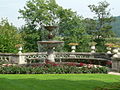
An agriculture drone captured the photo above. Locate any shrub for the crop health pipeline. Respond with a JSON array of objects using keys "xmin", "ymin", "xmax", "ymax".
[{"xmin": 0, "ymin": 63, "xmax": 109, "ymax": 74}]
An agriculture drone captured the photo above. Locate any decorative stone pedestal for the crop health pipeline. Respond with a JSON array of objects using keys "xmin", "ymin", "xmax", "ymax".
[
  {"xmin": 91, "ymin": 45, "xmax": 96, "ymax": 53},
  {"xmin": 68, "ymin": 43, "xmax": 78, "ymax": 58},
  {"xmin": 112, "ymin": 48, "xmax": 119, "ymax": 58},
  {"xmin": 71, "ymin": 45, "xmax": 76, "ymax": 53},
  {"xmin": 47, "ymin": 48, "xmax": 55, "ymax": 62},
  {"xmin": 69, "ymin": 46, "xmax": 76, "ymax": 58},
  {"xmin": 68, "ymin": 43, "xmax": 78, "ymax": 53},
  {"xmin": 106, "ymin": 47, "xmax": 112, "ymax": 54},
  {"xmin": 18, "ymin": 47, "xmax": 22, "ymax": 54}
]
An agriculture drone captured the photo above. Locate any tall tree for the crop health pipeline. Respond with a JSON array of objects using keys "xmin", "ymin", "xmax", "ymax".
[
  {"xmin": 87, "ymin": 1, "xmax": 115, "ymax": 52},
  {"xmin": 19, "ymin": 0, "xmax": 60, "ymax": 28},
  {"xmin": 19, "ymin": 25, "xmax": 40, "ymax": 52},
  {"xmin": 88, "ymin": 1, "xmax": 115, "ymax": 38},
  {"xmin": 19, "ymin": 0, "xmax": 61, "ymax": 52},
  {"xmin": 0, "ymin": 18, "xmax": 24, "ymax": 53},
  {"xmin": 58, "ymin": 9, "xmax": 91, "ymax": 52},
  {"xmin": 19, "ymin": 0, "xmax": 91, "ymax": 52},
  {"xmin": 84, "ymin": 18, "xmax": 97, "ymax": 36}
]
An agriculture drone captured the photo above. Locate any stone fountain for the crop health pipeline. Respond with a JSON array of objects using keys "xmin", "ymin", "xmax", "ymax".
[{"xmin": 37, "ymin": 26, "xmax": 64, "ymax": 62}]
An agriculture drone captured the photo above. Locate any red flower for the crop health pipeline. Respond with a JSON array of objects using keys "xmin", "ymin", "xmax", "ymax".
[
  {"xmin": 66, "ymin": 62, "xmax": 76, "ymax": 66},
  {"xmin": 79, "ymin": 63, "xmax": 85, "ymax": 66},
  {"xmin": 52, "ymin": 63, "xmax": 60, "ymax": 66},
  {"xmin": 106, "ymin": 61, "xmax": 112, "ymax": 65}
]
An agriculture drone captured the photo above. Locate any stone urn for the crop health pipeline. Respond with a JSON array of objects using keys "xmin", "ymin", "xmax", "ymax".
[
  {"xmin": 106, "ymin": 47, "xmax": 112, "ymax": 54},
  {"xmin": 105, "ymin": 43, "xmax": 114, "ymax": 54},
  {"xmin": 68, "ymin": 43, "xmax": 79, "ymax": 52},
  {"xmin": 113, "ymin": 48, "xmax": 119, "ymax": 58},
  {"xmin": 112, "ymin": 44, "xmax": 120, "ymax": 58},
  {"xmin": 15, "ymin": 44, "xmax": 23, "ymax": 54},
  {"xmin": 89, "ymin": 42, "xmax": 97, "ymax": 53},
  {"xmin": 18, "ymin": 47, "xmax": 23, "ymax": 54},
  {"xmin": 91, "ymin": 45, "xmax": 96, "ymax": 53}
]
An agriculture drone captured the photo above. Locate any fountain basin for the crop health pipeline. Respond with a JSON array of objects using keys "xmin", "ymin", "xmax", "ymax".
[
  {"xmin": 37, "ymin": 26, "xmax": 64, "ymax": 62},
  {"xmin": 37, "ymin": 41, "xmax": 64, "ymax": 62},
  {"xmin": 38, "ymin": 41, "xmax": 64, "ymax": 44},
  {"xmin": 38, "ymin": 41, "xmax": 64, "ymax": 49}
]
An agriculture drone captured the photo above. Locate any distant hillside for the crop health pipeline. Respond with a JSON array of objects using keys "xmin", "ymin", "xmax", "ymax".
[{"xmin": 111, "ymin": 16, "xmax": 120, "ymax": 37}]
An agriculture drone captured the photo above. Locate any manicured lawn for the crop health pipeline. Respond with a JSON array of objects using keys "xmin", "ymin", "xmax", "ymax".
[{"xmin": 0, "ymin": 74, "xmax": 120, "ymax": 90}]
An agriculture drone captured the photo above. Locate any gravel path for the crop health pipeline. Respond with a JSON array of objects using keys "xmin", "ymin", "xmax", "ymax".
[{"xmin": 108, "ymin": 72, "xmax": 120, "ymax": 75}]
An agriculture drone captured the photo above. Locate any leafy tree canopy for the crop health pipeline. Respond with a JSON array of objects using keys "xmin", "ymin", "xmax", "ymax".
[
  {"xmin": 19, "ymin": 0, "xmax": 61, "ymax": 28},
  {"xmin": 88, "ymin": 1, "xmax": 115, "ymax": 38},
  {"xmin": 19, "ymin": 0, "xmax": 90, "ymax": 52},
  {"xmin": 0, "ymin": 18, "xmax": 24, "ymax": 53}
]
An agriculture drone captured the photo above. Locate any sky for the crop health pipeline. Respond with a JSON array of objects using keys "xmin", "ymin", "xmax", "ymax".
[{"xmin": 0, "ymin": 0, "xmax": 120, "ymax": 27}]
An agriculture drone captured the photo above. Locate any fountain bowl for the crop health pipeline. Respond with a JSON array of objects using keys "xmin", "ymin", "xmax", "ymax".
[
  {"xmin": 38, "ymin": 41, "xmax": 64, "ymax": 48},
  {"xmin": 38, "ymin": 41, "xmax": 64, "ymax": 44}
]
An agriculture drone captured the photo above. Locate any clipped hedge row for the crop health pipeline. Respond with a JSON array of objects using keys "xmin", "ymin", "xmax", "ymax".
[{"xmin": 0, "ymin": 63, "xmax": 109, "ymax": 74}]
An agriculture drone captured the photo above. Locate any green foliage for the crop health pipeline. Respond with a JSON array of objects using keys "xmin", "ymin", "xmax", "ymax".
[
  {"xmin": 19, "ymin": 0, "xmax": 91, "ymax": 52},
  {"xmin": 20, "ymin": 25, "xmax": 40, "ymax": 52},
  {"xmin": 111, "ymin": 16, "xmax": 120, "ymax": 37},
  {"xmin": 88, "ymin": 1, "xmax": 115, "ymax": 38},
  {"xmin": 105, "ymin": 37, "xmax": 120, "ymax": 44},
  {"xmin": 94, "ymin": 38, "xmax": 106, "ymax": 52},
  {"xmin": 84, "ymin": 18, "xmax": 97, "ymax": 35},
  {"xmin": 86, "ymin": 1, "xmax": 116, "ymax": 52},
  {"xmin": 0, "ymin": 18, "xmax": 24, "ymax": 53},
  {"xmin": 19, "ymin": 0, "xmax": 60, "ymax": 27},
  {"xmin": 0, "ymin": 64, "xmax": 108, "ymax": 74},
  {"xmin": 19, "ymin": 0, "xmax": 62, "ymax": 52},
  {"xmin": 58, "ymin": 10, "xmax": 90, "ymax": 52}
]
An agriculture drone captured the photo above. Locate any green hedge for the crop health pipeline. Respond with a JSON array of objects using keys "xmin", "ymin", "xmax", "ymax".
[{"xmin": 0, "ymin": 64, "xmax": 109, "ymax": 74}]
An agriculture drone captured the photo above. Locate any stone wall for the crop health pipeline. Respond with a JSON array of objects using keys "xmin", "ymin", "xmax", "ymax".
[{"xmin": 0, "ymin": 52, "xmax": 47, "ymax": 64}]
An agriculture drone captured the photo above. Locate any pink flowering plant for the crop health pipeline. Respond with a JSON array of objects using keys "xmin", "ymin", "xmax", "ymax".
[{"xmin": 0, "ymin": 60, "xmax": 109, "ymax": 74}]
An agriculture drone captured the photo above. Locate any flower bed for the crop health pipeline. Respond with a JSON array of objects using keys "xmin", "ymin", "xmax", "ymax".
[{"xmin": 0, "ymin": 62, "xmax": 109, "ymax": 74}]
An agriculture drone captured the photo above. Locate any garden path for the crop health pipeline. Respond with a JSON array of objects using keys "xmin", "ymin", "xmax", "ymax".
[{"xmin": 108, "ymin": 72, "xmax": 120, "ymax": 75}]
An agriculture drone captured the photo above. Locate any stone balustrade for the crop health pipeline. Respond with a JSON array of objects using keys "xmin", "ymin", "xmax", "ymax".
[
  {"xmin": 0, "ymin": 53, "xmax": 19, "ymax": 64},
  {"xmin": 0, "ymin": 52, "xmax": 48, "ymax": 64},
  {"xmin": 1, "ymin": 52, "xmax": 120, "ymax": 72},
  {"xmin": 0, "ymin": 52, "xmax": 112, "ymax": 64}
]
